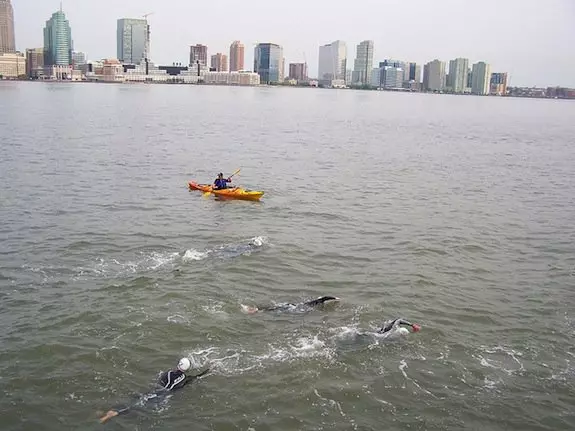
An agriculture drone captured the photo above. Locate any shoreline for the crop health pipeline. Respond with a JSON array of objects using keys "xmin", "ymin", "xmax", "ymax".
[{"xmin": 2, "ymin": 78, "xmax": 573, "ymax": 100}]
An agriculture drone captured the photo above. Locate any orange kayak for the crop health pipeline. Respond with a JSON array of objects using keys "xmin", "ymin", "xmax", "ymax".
[{"xmin": 188, "ymin": 181, "xmax": 264, "ymax": 201}]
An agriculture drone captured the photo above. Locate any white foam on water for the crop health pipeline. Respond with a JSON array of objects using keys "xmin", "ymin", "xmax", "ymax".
[
  {"xmin": 477, "ymin": 345, "xmax": 525, "ymax": 375},
  {"xmin": 183, "ymin": 334, "xmax": 334, "ymax": 377},
  {"xmin": 182, "ymin": 249, "xmax": 208, "ymax": 262},
  {"xmin": 167, "ymin": 314, "xmax": 189, "ymax": 325},
  {"xmin": 398, "ymin": 359, "xmax": 439, "ymax": 398}
]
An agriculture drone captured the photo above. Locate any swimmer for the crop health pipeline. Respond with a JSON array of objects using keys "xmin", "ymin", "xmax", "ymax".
[
  {"xmin": 99, "ymin": 358, "xmax": 209, "ymax": 423},
  {"xmin": 243, "ymin": 295, "xmax": 340, "ymax": 314},
  {"xmin": 378, "ymin": 318, "xmax": 421, "ymax": 336}
]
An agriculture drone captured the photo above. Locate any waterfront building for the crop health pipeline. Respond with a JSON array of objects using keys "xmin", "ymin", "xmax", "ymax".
[
  {"xmin": 380, "ymin": 66, "xmax": 404, "ymax": 89},
  {"xmin": 371, "ymin": 67, "xmax": 381, "ymax": 88},
  {"xmin": 72, "ymin": 51, "xmax": 86, "ymax": 70},
  {"xmin": 117, "ymin": 18, "xmax": 148, "ymax": 65},
  {"xmin": 471, "ymin": 61, "xmax": 491, "ymax": 95},
  {"xmin": 490, "ymin": 72, "xmax": 508, "ymax": 95},
  {"xmin": 210, "ymin": 53, "xmax": 228, "ymax": 72},
  {"xmin": 26, "ymin": 48, "xmax": 44, "ymax": 78},
  {"xmin": 229, "ymin": 40, "xmax": 244, "ymax": 71},
  {"xmin": 190, "ymin": 44, "xmax": 208, "ymax": 66},
  {"xmin": 288, "ymin": 62, "xmax": 307, "ymax": 81},
  {"xmin": 352, "ymin": 40, "xmax": 374, "ymax": 85},
  {"xmin": 0, "ymin": 0, "xmax": 15, "ymax": 53},
  {"xmin": 43, "ymin": 7, "xmax": 73, "ymax": 66},
  {"xmin": 318, "ymin": 40, "xmax": 347, "ymax": 86},
  {"xmin": 203, "ymin": 70, "xmax": 260, "ymax": 86},
  {"xmin": 423, "ymin": 59, "xmax": 446, "ymax": 91},
  {"xmin": 0, "ymin": 51, "xmax": 24, "ymax": 78},
  {"xmin": 447, "ymin": 58, "xmax": 469, "ymax": 93},
  {"xmin": 254, "ymin": 43, "xmax": 283, "ymax": 84}
]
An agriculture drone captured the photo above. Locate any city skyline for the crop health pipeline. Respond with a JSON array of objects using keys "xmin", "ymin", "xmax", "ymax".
[{"xmin": 8, "ymin": 0, "xmax": 575, "ymax": 87}]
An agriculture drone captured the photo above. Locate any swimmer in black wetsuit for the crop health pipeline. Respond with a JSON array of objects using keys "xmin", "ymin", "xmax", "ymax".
[
  {"xmin": 378, "ymin": 318, "xmax": 421, "ymax": 335},
  {"xmin": 99, "ymin": 358, "xmax": 209, "ymax": 423},
  {"xmin": 243, "ymin": 296, "xmax": 340, "ymax": 314}
]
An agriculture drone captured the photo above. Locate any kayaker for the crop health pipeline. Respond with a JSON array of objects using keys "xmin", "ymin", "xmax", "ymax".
[
  {"xmin": 98, "ymin": 358, "xmax": 210, "ymax": 423},
  {"xmin": 213, "ymin": 173, "xmax": 232, "ymax": 190}
]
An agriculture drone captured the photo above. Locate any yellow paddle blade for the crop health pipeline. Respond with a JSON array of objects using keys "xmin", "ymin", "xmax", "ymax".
[
  {"xmin": 202, "ymin": 191, "xmax": 212, "ymax": 197},
  {"xmin": 230, "ymin": 168, "xmax": 241, "ymax": 178}
]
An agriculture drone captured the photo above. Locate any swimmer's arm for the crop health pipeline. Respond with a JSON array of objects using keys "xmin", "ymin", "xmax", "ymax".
[{"xmin": 183, "ymin": 368, "xmax": 210, "ymax": 385}]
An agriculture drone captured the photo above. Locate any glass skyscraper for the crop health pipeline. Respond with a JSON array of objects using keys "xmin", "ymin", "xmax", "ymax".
[
  {"xmin": 43, "ymin": 8, "xmax": 73, "ymax": 66},
  {"xmin": 254, "ymin": 43, "xmax": 283, "ymax": 84},
  {"xmin": 117, "ymin": 18, "xmax": 148, "ymax": 65}
]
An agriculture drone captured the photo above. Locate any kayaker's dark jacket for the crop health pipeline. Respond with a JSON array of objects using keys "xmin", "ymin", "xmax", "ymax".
[{"xmin": 214, "ymin": 178, "xmax": 231, "ymax": 189}]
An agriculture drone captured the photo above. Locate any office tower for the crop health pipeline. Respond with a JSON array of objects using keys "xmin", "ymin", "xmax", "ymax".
[
  {"xmin": 210, "ymin": 53, "xmax": 228, "ymax": 72},
  {"xmin": 318, "ymin": 40, "xmax": 347, "ymax": 85},
  {"xmin": 380, "ymin": 66, "xmax": 404, "ymax": 89},
  {"xmin": 43, "ymin": 7, "xmax": 73, "ymax": 66},
  {"xmin": 0, "ymin": 0, "xmax": 15, "ymax": 53},
  {"xmin": 447, "ymin": 58, "xmax": 469, "ymax": 93},
  {"xmin": 288, "ymin": 63, "xmax": 307, "ymax": 80},
  {"xmin": 471, "ymin": 61, "xmax": 491, "ymax": 95},
  {"xmin": 26, "ymin": 48, "xmax": 44, "ymax": 77},
  {"xmin": 409, "ymin": 62, "xmax": 421, "ymax": 83},
  {"xmin": 490, "ymin": 72, "xmax": 508, "ymax": 95},
  {"xmin": 117, "ymin": 18, "xmax": 148, "ymax": 64},
  {"xmin": 229, "ymin": 40, "xmax": 244, "ymax": 71},
  {"xmin": 190, "ymin": 44, "xmax": 208, "ymax": 66},
  {"xmin": 253, "ymin": 43, "xmax": 283, "ymax": 84},
  {"xmin": 423, "ymin": 59, "xmax": 446, "ymax": 91},
  {"xmin": 352, "ymin": 40, "xmax": 374, "ymax": 85},
  {"xmin": 72, "ymin": 51, "xmax": 86, "ymax": 70}
]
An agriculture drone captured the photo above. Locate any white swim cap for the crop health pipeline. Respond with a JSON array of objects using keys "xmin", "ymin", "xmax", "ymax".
[{"xmin": 177, "ymin": 357, "xmax": 191, "ymax": 372}]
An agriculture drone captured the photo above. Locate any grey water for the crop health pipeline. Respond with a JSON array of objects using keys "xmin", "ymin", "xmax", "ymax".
[{"xmin": 1, "ymin": 81, "xmax": 574, "ymax": 430}]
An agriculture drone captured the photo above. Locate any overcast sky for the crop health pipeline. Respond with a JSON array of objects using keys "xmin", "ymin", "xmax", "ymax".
[{"xmin": 12, "ymin": 0, "xmax": 575, "ymax": 86}]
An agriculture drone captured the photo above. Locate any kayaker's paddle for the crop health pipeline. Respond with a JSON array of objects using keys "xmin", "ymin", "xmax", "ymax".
[{"xmin": 203, "ymin": 169, "xmax": 241, "ymax": 197}]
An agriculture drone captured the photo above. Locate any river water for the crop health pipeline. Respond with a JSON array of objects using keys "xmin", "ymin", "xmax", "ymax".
[{"xmin": 1, "ymin": 82, "xmax": 574, "ymax": 430}]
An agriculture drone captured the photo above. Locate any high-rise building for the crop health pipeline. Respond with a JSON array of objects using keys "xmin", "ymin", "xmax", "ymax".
[
  {"xmin": 345, "ymin": 69, "xmax": 352, "ymax": 84},
  {"xmin": 467, "ymin": 69, "xmax": 473, "ymax": 89},
  {"xmin": 471, "ymin": 61, "xmax": 491, "ymax": 95},
  {"xmin": 371, "ymin": 67, "xmax": 381, "ymax": 87},
  {"xmin": 190, "ymin": 44, "xmax": 208, "ymax": 66},
  {"xmin": 447, "ymin": 58, "xmax": 469, "ymax": 93},
  {"xmin": 253, "ymin": 43, "xmax": 283, "ymax": 84},
  {"xmin": 352, "ymin": 40, "xmax": 374, "ymax": 85},
  {"xmin": 210, "ymin": 53, "xmax": 228, "ymax": 72},
  {"xmin": 288, "ymin": 63, "xmax": 307, "ymax": 81},
  {"xmin": 318, "ymin": 40, "xmax": 347, "ymax": 86},
  {"xmin": 490, "ymin": 72, "xmax": 508, "ymax": 95},
  {"xmin": 380, "ymin": 66, "xmax": 404, "ymax": 89},
  {"xmin": 72, "ymin": 51, "xmax": 86, "ymax": 70},
  {"xmin": 43, "ymin": 7, "xmax": 73, "ymax": 66},
  {"xmin": 117, "ymin": 18, "xmax": 148, "ymax": 64},
  {"xmin": 409, "ymin": 63, "xmax": 422, "ymax": 83},
  {"xmin": 229, "ymin": 40, "xmax": 244, "ymax": 71},
  {"xmin": 0, "ymin": 0, "xmax": 15, "ymax": 53},
  {"xmin": 26, "ymin": 48, "xmax": 44, "ymax": 78},
  {"xmin": 423, "ymin": 59, "xmax": 446, "ymax": 91}
]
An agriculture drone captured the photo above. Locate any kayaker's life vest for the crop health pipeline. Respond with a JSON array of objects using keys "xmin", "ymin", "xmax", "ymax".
[{"xmin": 214, "ymin": 178, "xmax": 228, "ymax": 189}]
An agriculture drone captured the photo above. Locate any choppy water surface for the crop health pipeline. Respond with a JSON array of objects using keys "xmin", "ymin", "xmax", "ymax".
[{"xmin": 1, "ymin": 82, "xmax": 574, "ymax": 430}]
